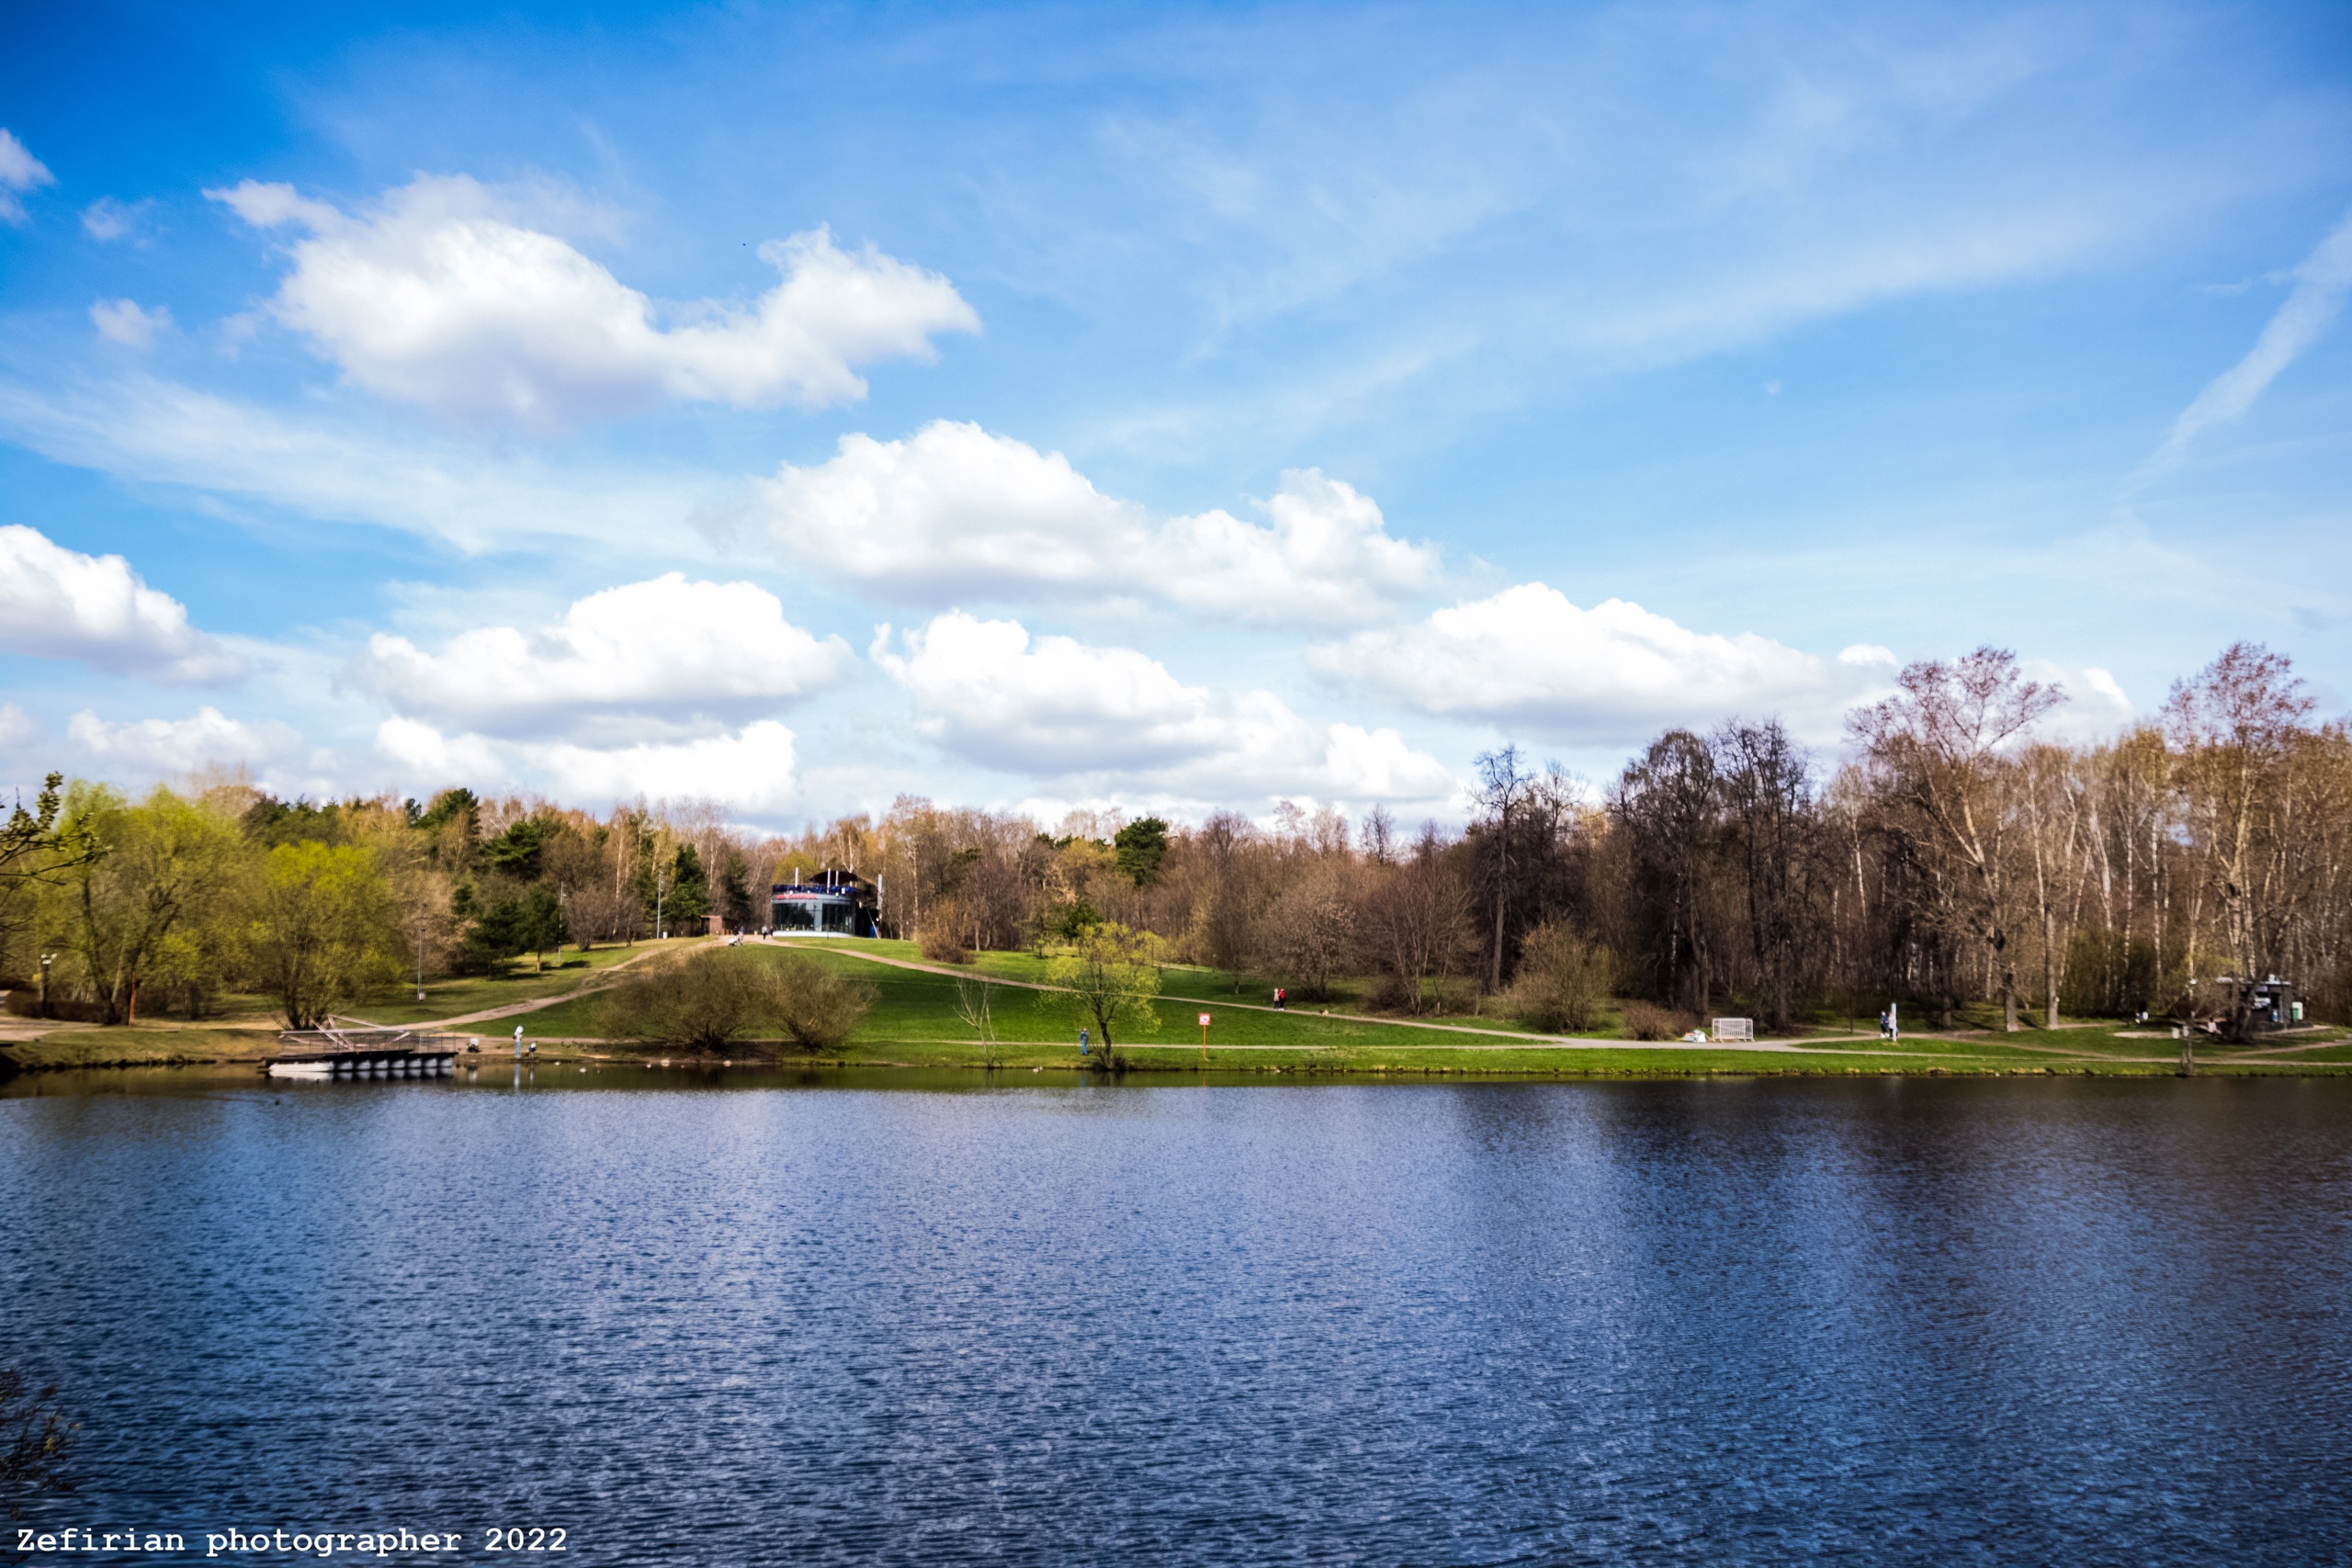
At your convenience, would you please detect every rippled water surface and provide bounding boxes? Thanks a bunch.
[4,1068,2348,1564]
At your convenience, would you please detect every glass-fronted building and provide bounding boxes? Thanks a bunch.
[771,876,877,936]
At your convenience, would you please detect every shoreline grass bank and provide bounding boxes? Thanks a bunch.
[8,934,2346,1078]
[7,1027,2346,1078]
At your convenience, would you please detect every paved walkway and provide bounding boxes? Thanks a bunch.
[2233,1035,2352,1059]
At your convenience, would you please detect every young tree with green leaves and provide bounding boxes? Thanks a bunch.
[1,773,83,895]
[1,772,95,984]
[244,840,400,1029]
[51,784,243,1024]
[1040,920,1166,1053]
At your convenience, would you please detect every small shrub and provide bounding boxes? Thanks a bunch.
[601,948,778,1054]
[1622,999,1700,1041]
[602,949,874,1055]
[773,955,874,1054]
[1512,923,1616,1032]
[917,917,970,964]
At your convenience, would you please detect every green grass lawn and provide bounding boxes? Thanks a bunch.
[493,939,2352,1077]
[341,937,701,1025]
[61,937,704,1032]
[512,940,1516,1052]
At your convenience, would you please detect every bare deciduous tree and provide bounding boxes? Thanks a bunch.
[1849,648,2064,1031]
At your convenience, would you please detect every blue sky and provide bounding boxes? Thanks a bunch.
[3,1,2348,827]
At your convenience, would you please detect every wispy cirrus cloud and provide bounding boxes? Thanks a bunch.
[89,299,174,348]
[0,129,51,224]
[0,375,722,552]
[2148,207,2352,472]
[81,196,155,242]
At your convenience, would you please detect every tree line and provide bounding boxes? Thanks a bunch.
[0,779,777,1028]
[836,641,2351,1035]
[3,640,2343,1036]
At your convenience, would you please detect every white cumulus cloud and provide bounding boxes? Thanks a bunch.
[376,716,804,817]
[67,706,304,774]
[748,420,1439,626]
[349,573,849,742]
[1158,468,1438,624]
[0,703,40,750]
[374,716,503,783]
[873,610,1455,800]
[209,175,978,429]
[2017,660,2137,741]
[0,129,52,224]
[90,299,173,347]
[534,722,802,815]
[1309,582,1895,744]
[0,525,243,683]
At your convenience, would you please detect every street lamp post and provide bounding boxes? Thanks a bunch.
[40,952,55,1017]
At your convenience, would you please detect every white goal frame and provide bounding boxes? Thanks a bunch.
[1713,1017,1755,1043]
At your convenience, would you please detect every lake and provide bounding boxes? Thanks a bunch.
[3,1068,2346,1564]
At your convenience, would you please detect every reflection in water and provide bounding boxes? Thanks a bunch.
[3,1073,2346,1564]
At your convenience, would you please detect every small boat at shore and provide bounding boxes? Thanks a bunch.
[266,1023,462,1080]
